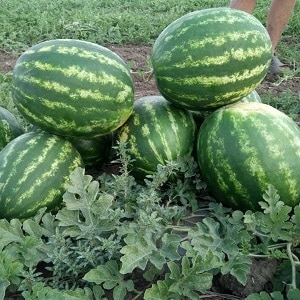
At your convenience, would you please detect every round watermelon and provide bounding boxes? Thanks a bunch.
[151,7,272,111]
[197,102,300,211]
[240,90,261,103]
[118,95,196,179]
[190,89,261,128]
[11,39,134,138]
[0,131,83,219]
[69,134,112,168]
[0,106,23,150]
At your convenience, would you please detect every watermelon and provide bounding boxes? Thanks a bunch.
[69,134,112,168]
[151,7,272,111]
[240,90,261,103]
[197,102,300,211]
[0,131,83,219]
[118,95,196,179]
[11,39,134,138]
[0,106,23,150]
[190,90,261,128]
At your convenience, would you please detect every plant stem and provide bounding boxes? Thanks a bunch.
[287,242,297,289]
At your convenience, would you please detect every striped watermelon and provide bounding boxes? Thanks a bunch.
[240,90,261,103]
[0,106,23,150]
[118,95,196,179]
[69,134,112,168]
[151,7,272,111]
[197,102,300,211]
[0,131,83,219]
[11,39,134,138]
[191,90,261,128]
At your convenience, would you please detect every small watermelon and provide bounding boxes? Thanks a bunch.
[118,95,196,179]
[240,90,262,103]
[69,134,112,168]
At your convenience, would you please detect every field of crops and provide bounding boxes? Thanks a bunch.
[0,0,299,299]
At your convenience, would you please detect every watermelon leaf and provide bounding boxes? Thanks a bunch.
[120,232,165,274]
[0,218,24,250]
[244,185,294,243]
[83,260,134,300]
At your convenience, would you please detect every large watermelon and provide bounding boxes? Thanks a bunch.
[0,106,23,150]
[151,7,272,111]
[118,96,196,179]
[0,131,83,219]
[11,39,134,138]
[197,102,300,211]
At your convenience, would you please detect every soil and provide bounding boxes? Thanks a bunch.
[0,45,299,299]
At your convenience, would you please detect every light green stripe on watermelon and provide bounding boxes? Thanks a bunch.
[151,7,272,111]
[0,131,83,219]
[12,39,134,138]
[197,102,300,211]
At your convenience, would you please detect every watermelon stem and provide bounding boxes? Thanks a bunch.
[287,242,298,290]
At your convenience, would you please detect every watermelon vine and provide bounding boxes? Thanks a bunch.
[1,143,300,299]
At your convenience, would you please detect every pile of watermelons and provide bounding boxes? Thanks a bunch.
[1,7,300,219]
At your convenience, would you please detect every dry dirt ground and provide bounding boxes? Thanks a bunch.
[1,44,299,100]
[0,45,299,299]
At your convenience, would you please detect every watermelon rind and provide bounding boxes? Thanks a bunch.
[118,95,196,179]
[0,131,84,219]
[0,106,23,150]
[11,39,135,138]
[151,7,272,111]
[197,102,300,211]
[69,134,112,168]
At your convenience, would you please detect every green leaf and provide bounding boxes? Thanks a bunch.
[246,291,273,300]
[221,253,251,285]
[162,254,216,298]
[55,209,82,230]
[22,282,93,300]
[0,218,24,250]
[0,280,10,300]
[120,229,167,274]
[144,280,176,300]
[113,284,126,300]
[245,291,284,300]
[287,289,300,300]
[63,167,99,224]
[83,260,121,289]
[83,260,134,300]
[167,261,180,281]
[0,250,23,287]
[119,234,155,274]
[160,233,181,261]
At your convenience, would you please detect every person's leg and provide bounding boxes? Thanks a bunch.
[267,0,296,54]
[229,0,257,14]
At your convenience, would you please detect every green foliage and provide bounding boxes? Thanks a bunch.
[0,0,230,51]
[261,90,300,121]
[1,143,300,299]
[246,289,300,300]
[0,72,26,130]
[0,0,299,58]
